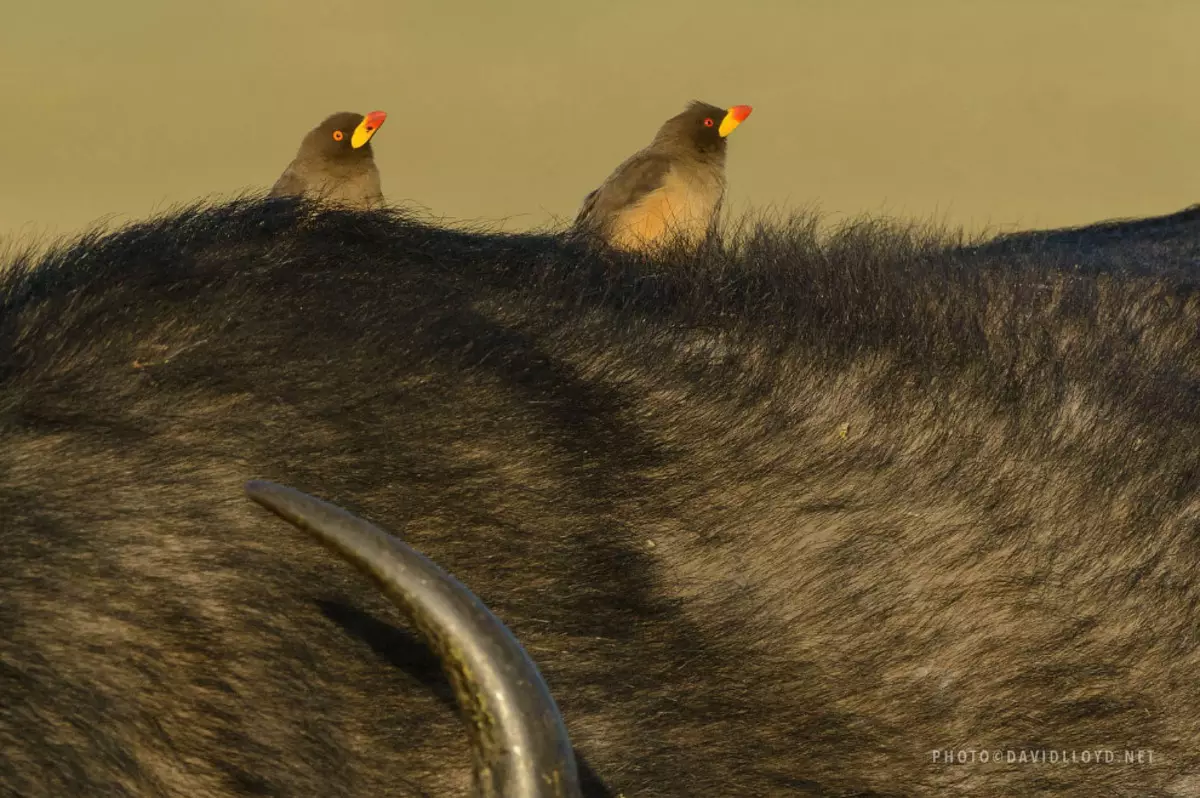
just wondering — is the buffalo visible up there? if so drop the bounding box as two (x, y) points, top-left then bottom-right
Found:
(1, 197), (1198, 796)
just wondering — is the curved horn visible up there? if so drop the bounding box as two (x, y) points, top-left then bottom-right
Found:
(245, 479), (582, 798)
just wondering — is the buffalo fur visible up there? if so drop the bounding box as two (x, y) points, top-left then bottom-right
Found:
(1, 197), (1198, 796)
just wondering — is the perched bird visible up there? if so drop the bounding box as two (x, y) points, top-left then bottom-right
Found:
(572, 101), (752, 252)
(269, 111), (388, 208)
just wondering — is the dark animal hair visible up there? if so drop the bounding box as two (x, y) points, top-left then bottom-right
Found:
(971, 203), (1200, 277)
(1, 196), (1198, 796)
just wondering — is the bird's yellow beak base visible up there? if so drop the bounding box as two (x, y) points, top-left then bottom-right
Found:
(351, 110), (388, 149)
(718, 105), (753, 138)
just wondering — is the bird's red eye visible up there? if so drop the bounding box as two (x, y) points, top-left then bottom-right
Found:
(332, 130), (345, 141)
(704, 118), (714, 127)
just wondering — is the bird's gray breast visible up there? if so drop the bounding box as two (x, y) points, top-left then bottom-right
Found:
(606, 161), (726, 249)
(274, 157), (383, 209)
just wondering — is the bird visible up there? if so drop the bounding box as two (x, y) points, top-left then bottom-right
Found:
(269, 111), (388, 208)
(571, 101), (752, 252)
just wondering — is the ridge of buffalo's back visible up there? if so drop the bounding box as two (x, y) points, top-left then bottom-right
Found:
(1, 197), (1199, 796)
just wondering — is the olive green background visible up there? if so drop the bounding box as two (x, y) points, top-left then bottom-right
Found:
(3, 1), (1197, 240)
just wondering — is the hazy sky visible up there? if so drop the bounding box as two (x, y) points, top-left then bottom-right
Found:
(2, 1), (1197, 240)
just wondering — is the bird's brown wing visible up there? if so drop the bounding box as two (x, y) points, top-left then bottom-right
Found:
(574, 188), (601, 226)
(573, 150), (673, 231)
(268, 161), (309, 198)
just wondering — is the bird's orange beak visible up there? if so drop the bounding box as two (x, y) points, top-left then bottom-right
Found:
(718, 105), (752, 138)
(351, 110), (387, 149)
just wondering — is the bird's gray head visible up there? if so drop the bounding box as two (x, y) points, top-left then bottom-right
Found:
(653, 100), (753, 158)
(296, 110), (388, 163)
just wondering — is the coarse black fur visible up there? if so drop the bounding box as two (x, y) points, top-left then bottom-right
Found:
(1, 196), (1199, 796)
(969, 203), (1200, 277)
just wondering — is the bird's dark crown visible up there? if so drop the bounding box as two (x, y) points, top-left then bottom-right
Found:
(297, 112), (374, 163)
(652, 101), (729, 156)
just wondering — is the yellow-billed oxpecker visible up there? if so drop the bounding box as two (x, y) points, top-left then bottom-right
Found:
(573, 101), (752, 252)
(270, 111), (388, 209)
